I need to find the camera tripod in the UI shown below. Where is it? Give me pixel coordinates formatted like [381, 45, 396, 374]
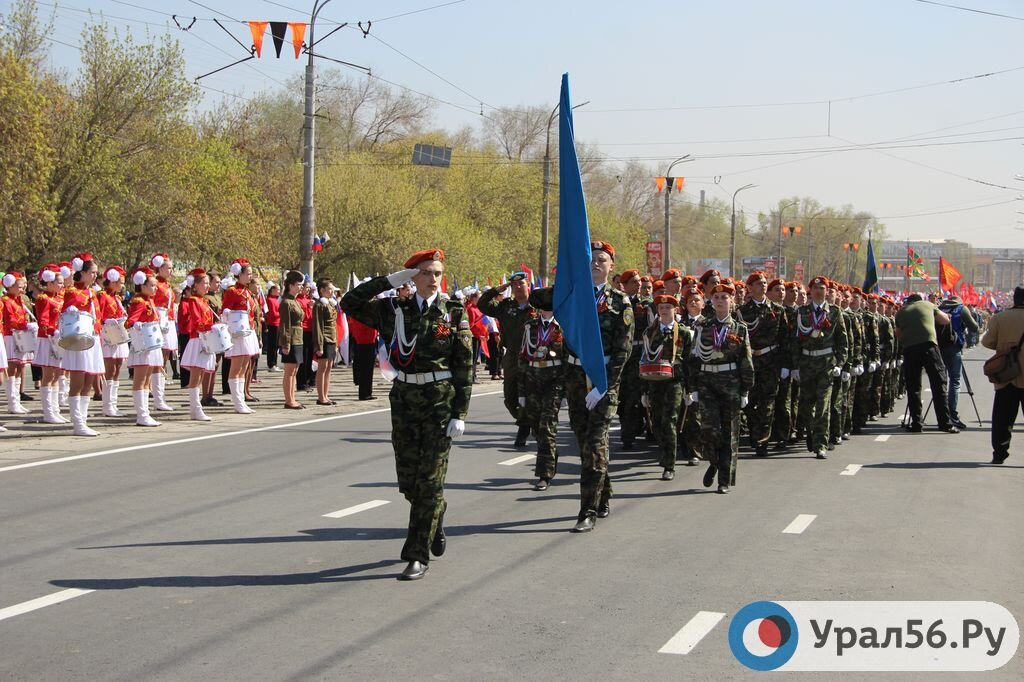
[901, 365, 983, 428]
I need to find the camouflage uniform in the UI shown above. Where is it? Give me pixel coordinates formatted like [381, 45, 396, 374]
[738, 297, 789, 453]
[842, 308, 865, 437]
[519, 316, 566, 481]
[640, 319, 693, 471]
[873, 313, 895, 418]
[689, 316, 754, 487]
[341, 277, 473, 564]
[678, 314, 704, 462]
[618, 295, 654, 448]
[854, 308, 880, 430]
[828, 307, 859, 444]
[794, 301, 849, 454]
[530, 284, 633, 519]
[772, 304, 799, 446]
[478, 287, 535, 427]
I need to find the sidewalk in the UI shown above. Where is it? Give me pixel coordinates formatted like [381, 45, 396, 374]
[0, 364, 398, 466]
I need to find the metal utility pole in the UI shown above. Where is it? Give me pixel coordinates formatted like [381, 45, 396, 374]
[299, 0, 335, 280]
[540, 99, 588, 284]
[662, 155, 692, 271]
[776, 200, 798, 278]
[729, 183, 757, 278]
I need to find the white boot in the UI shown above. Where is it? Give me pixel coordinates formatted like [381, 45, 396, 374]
[134, 390, 161, 427]
[71, 396, 99, 436]
[6, 379, 25, 414]
[50, 387, 69, 423]
[152, 372, 174, 411]
[13, 378, 30, 414]
[188, 387, 211, 421]
[103, 380, 125, 417]
[58, 375, 69, 407]
[228, 377, 252, 414]
[41, 387, 62, 424]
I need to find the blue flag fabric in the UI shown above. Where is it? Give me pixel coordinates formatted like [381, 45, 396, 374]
[862, 238, 879, 293]
[553, 73, 608, 394]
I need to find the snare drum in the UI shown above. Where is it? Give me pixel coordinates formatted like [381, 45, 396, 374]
[12, 328, 38, 354]
[225, 309, 252, 338]
[130, 321, 164, 352]
[155, 306, 170, 333]
[639, 362, 674, 382]
[57, 310, 97, 351]
[101, 317, 130, 345]
[200, 323, 232, 354]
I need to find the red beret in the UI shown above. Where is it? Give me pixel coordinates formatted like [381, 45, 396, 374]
[710, 282, 736, 296]
[809, 276, 830, 288]
[680, 275, 699, 287]
[639, 275, 653, 283]
[661, 268, 681, 282]
[652, 279, 665, 292]
[746, 271, 767, 286]
[590, 240, 615, 259]
[699, 269, 721, 284]
[653, 294, 679, 307]
[404, 249, 445, 268]
[620, 269, 640, 284]
[766, 278, 785, 290]
[682, 288, 704, 303]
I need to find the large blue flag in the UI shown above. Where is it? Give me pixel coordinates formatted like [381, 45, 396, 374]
[553, 73, 607, 394]
[862, 237, 879, 293]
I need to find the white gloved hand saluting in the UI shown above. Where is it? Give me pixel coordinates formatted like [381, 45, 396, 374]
[780, 368, 791, 380]
[740, 394, 749, 408]
[686, 391, 699, 404]
[841, 371, 851, 382]
[585, 388, 606, 410]
[518, 396, 526, 407]
[387, 268, 420, 288]
[446, 418, 465, 439]
[829, 366, 842, 378]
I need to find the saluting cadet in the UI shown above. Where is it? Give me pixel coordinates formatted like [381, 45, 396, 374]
[689, 282, 754, 493]
[738, 271, 789, 457]
[341, 249, 473, 581]
[478, 272, 535, 447]
[617, 269, 648, 450]
[793, 276, 849, 459]
[641, 294, 693, 480]
[529, 240, 634, 533]
[520, 308, 565, 491]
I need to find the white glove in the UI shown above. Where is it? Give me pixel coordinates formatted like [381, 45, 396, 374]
[26, 322, 38, 332]
[52, 329, 61, 340]
[445, 418, 465, 439]
[686, 391, 699, 404]
[867, 362, 877, 373]
[854, 364, 864, 376]
[780, 368, 791, 380]
[841, 371, 851, 383]
[133, 322, 143, 330]
[518, 396, 526, 407]
[641, 394, 651, 408]
[585, 388, 606, 410]
[897, 359, 903, 368]
[791, 369, 800, 382]
[740, 394, 749, 408]
[387, 268, 420, 288]
[889, 360, 897, 370]
[829, 366, 842, 378]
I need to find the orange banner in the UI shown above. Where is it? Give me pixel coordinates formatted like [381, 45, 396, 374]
[289, 22, 307, 59]
[248, 21, 268, 58]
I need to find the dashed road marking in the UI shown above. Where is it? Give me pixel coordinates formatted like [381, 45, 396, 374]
[874, 435, 891, 442]
[498, 454, 535, 466]
[0, 589, 94, 623]
[782, 514, 817, 535]
[323, 500, 390, 519]
[658, 611, 727, 655]
[840, 464, 862, 476]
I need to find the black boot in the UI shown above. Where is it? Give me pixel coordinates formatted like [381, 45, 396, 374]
[514, 424, 530, 448]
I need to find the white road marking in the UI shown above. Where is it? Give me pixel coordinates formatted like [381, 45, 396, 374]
[782, 514, 817, 535]
[499, 454, 535, 466]
[0, 589, 94, 623]
[0, 391, 506, 474]
[323, 500, 390, 519]
[840, 464, 862, 476]
[874, 435, 891, 442]
[658, 611, 727, 655]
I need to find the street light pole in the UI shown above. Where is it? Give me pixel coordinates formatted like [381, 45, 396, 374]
[540, 100, 588, 284]
[299, 0, 334, 280]
[729, 183, 757, 278]
[777, 200, 798, 278]
[662, 155, 693, 271]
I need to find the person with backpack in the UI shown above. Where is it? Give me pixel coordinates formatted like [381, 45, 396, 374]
[981, 286, 1024, 464]
[938, 295, 980, 430]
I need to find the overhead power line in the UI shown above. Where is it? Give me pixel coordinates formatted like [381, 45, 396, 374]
[911, 0, 1024, 22]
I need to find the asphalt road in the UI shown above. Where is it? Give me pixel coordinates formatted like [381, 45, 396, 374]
[1, 348, 1021, 681]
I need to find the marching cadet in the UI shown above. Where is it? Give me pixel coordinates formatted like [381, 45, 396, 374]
[341, 249, 473, 581]
[827, 284, 859, 448]
[678, 287, 706, 465]
[661, 269, 683, 298]
[793, 276, 849, 459]
[688, 282, 754, 493]
[882, 297, 901, 414]
[638, 275, 654, 298]
[839, 287, 865, 441]
[738, 272, 789, 457]
[853, 291, 880, 433]
[769, 279, 795, 448]
[699, 269, 721, 319]
[520, 308, 565, 491]
[641, 294, 693, 480]
[529, 240, 633, 533]
[478, 272, 535, 447]
[618, 269, 650, 450]
[873, 295, 896, 420]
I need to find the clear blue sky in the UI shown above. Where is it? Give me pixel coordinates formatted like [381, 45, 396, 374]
[19, 0, 1024, 245]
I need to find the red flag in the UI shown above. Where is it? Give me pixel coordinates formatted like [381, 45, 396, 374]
[441, 275, 448, 293]
[938, 257, 962, 292]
